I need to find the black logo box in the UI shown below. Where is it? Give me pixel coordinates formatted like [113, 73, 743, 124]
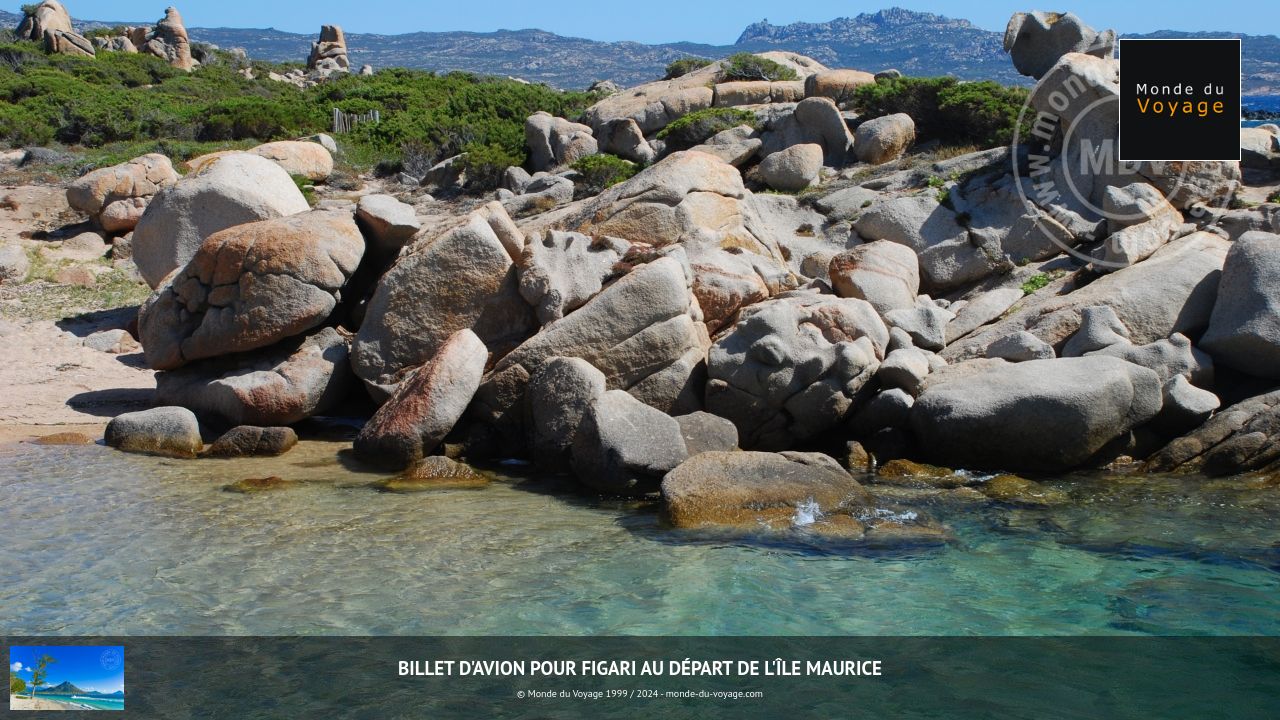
[1119, 38, 1241, 162]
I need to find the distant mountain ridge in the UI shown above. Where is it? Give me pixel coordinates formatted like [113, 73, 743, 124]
[38, 680, 87, 695]
[2, 7, 1277, 93]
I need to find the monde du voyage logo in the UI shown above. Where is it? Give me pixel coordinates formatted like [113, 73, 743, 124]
[1119, 38, 1242, 162]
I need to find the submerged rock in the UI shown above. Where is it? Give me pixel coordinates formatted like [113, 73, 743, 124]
[661, 451, 873, 528]
[351, 205, 532, 398]
[374, 456, 489, 491]
[223, 476, 294, 494]
[31, 432, 94, 446]
[105, 406, 202, 458]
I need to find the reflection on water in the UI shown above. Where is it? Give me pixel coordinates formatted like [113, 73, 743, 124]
[0, 439, 1277, 636]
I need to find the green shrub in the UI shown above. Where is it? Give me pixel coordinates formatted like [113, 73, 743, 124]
[720, 53, 798, 82]
[664, 57, 713, 80]
[571, 154, 638, 194]
[0, 49, 595, 192]
[460, 142, 522, 191]
[852, 77, 1030, 149]
[656, 107, 757, 148]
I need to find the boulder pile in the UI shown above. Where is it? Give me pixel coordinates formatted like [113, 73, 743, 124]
[89, 10, 1280, 543]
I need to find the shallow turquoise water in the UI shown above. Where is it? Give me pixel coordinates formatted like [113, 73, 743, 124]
[0, 438, 1277, 636]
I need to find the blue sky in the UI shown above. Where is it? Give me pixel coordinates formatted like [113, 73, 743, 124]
[9, 646, 125, 694]
[42, 1, 1280, 44]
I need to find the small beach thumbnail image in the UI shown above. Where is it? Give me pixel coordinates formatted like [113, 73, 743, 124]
[9, 646, 124, 711]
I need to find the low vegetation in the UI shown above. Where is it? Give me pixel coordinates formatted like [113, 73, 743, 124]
[1020, 273, 1052, 296]
[0, 42, 598, 190]
[656, 107, 758, 149]
[663, 57, 713, 80]
[571, 154, 638, 194]
[853, 76, 1031, 149]
[719, 53, 798, 82]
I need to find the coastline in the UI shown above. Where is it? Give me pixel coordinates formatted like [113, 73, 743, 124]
[8, 694, 78, 710]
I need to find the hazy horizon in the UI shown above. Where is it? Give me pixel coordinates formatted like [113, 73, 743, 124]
[20, 1, 1280, 45]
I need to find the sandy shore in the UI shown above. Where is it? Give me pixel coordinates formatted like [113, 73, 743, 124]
[8, 694, 78, 710]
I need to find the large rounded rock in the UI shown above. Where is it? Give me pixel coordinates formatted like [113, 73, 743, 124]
[105, 406, 202, 458]
[132, 153, 310, 288]
[854, 113, 915, 165]
[804, 69, 876, 105]
[911, 356, 1164, 472]
[661, 451, 873, 528]
[354, 329, 488, 470]
[570, 390, 689, 496]
[351, 205, 534, 398]
[1200, 231, 1280, 379]
[138, 210, 365, 371]
[525, 112, 597, 171]
[154, 328, 352, 426]
[1004, 11, 1117, 80]
[67, 154, 179, 234]
[186, 141, 336, 183]
[203, 426, 298, 458]
[527, 356, 607, 470]
[829, 240, 920, 315]
[706, 289, 888, 449]
[759, 143, 822, 192]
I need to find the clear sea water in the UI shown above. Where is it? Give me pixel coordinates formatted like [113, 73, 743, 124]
[1243, 95, 1280, 127]
[54, 695, 125, 711]
[1, 438, 1278, 636]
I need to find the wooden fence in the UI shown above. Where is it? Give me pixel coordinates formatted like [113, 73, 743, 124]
[332, 108, 381, 134]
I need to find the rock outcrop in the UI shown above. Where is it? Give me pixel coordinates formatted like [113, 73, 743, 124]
[154, 327, 352, 426]
[307, 25, 350, 76]
[140, 7, 194, 71]
[570, 389, 689, 495]
[132, 153, 311, 288]
[16, 1, 72, 41]
[67, 154, 179, 234]
[351, 205, 534, 398]
[353, 329, 488, 470]
[706, 289, 887, 449]
[138, 210, 365, 371]
[1004, 11, 1117, 80]
[912, 356, 1164, 472]
[473, 256, 708, 437]
[1200, 231, 1280, 379]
